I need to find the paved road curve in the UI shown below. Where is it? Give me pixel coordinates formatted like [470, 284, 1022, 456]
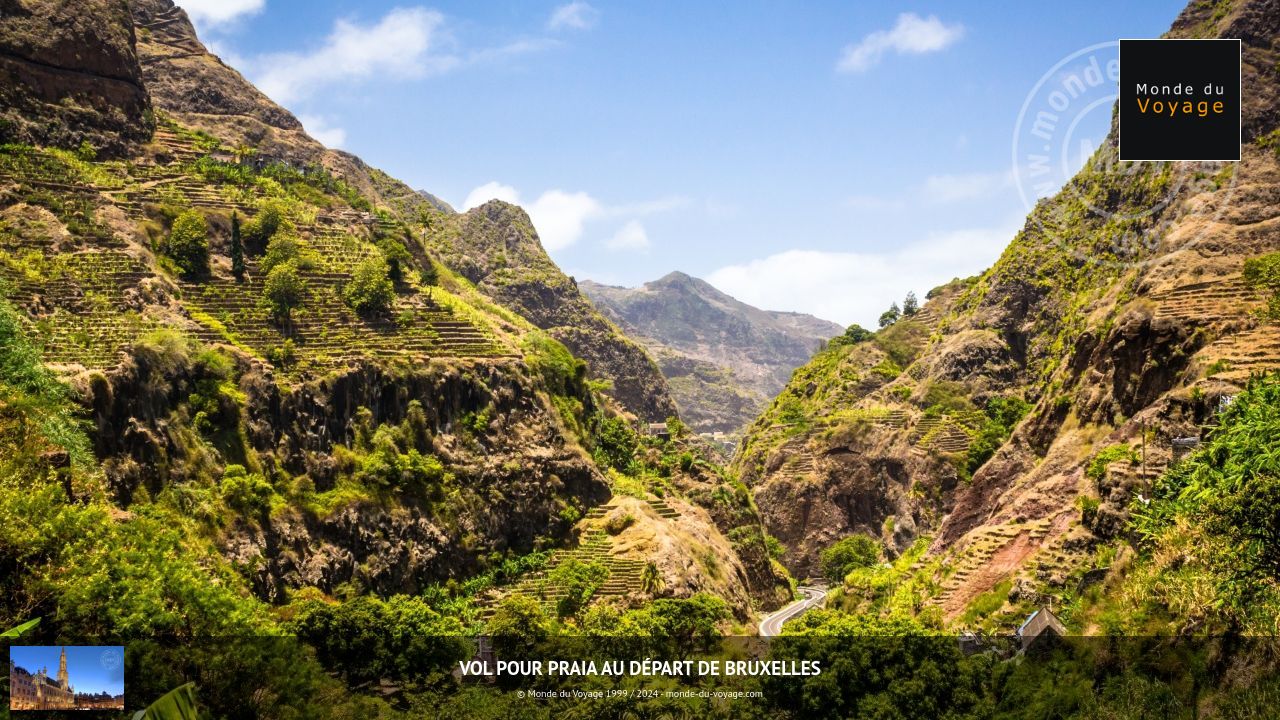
[758, 585, 827, 637]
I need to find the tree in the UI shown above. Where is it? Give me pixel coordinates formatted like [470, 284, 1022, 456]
[487, 595, 553, 661]
[641, 561, 663, 595]
[878, 302, 901, 328]
[241, 201, 286, 253]
[1243, 251, 1280, 322]
[344, 255, 396, 315]
[419, 258, 439, 287]
[166, 210, 210, 278]
[902, 291, 919, 316]
[831, 324, 875, 348]
[548, 559, 609, 618]
[261, 233, 302, 275]
[645, 594, 729, 660]
[230, 212, 245, 281]
[263, 261, 306, 320]
[374, 233, 412, 284]
[820, 534, 881, 583]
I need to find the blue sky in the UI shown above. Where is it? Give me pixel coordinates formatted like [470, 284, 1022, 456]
[9, 646, 125, 695]
[178, 0, 1186, 326]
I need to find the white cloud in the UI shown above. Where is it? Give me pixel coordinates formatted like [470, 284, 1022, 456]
[837, 13, 964, 73]
[526, 190, 602, 251]
[297, 115, 347, 148]
[461, 183, 601, 252]
[605, 220, 650, 252]
[462, 183, 686, 253]
[463, 181, 521, 209]
[177, 0, 264, 28]
[252, 7, 457, 105]
[548, 2, 599, 31]
[706, 221, 1018, 327]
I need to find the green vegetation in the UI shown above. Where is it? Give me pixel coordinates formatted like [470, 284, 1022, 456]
[820, 533, 882, 583]
[165, 210, 210, 278]
[878, 301, 901, 328]
[287, 594, 468, 684]
[1243, 250, 1280, 322]
[1085, 443, 1137, 482]
[343, 254, 396, 315]
[262, 260, 306, 320]
[965, 395, 1031, 476]
[1121, 373, 1280, 632]
[548, 558, 610, 618]
[230, 212, 245, 280]
[219, 464, 274, 516]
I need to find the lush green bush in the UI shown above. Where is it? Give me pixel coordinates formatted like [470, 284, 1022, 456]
[220, 464, 274, 515]
[591, 414, 638, 472]
[343, 255, 396, 315]
[166, 210, 209, 278]
[241, 201, 286, 252]
[260, 231, 315, 274]
[548, 558, 609, 618]
[288, 594, 468, 684]
[820, 534, 881, 583]
[1243, 251, 1280, 321]
[830, 323, 875, 348]
[966, 395, 1031, 476]
[355, 426, 449, 494]
[263, 260, 306, 320]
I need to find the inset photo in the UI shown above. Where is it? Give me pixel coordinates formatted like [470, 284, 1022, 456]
[8, 646, 124, 711]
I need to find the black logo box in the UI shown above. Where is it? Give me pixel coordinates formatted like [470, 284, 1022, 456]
[1119, 38, 1241, 162]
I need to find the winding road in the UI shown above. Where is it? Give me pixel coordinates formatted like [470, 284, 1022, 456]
[758, 585, 828, 636]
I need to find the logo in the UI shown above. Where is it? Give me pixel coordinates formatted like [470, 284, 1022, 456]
[1012, 41, 1239, 269]
[1119, 39, 1241, 161]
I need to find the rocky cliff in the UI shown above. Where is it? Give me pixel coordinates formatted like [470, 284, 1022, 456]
[0, 0, 153, 155]
[736, 0, 1280, 622]
[0, 0, 774, 622]
[426, 201, 679, 423]
[582, 272, 842, 434]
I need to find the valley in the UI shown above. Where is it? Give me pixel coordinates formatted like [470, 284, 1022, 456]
[1, 0, 1279, 717]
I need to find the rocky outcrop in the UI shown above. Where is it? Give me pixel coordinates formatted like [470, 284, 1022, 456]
[582, 272, 841, 434]
[0, 0, 152, 154]
[428, 201, 679, 423]
[85, 342, 611, 600]
[735, 0, 1280, 605]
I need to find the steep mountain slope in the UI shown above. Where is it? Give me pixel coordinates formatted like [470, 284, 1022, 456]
[581, 272, 842, 434]
[0, 0, 783, 640]
[0, 0, 152, 154]
[736, 0, 1280, 628]
[128, 0, 677, 423]
[425, 201, 679, 423]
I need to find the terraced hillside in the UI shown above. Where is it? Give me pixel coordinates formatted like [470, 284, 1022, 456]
[735, 0, 1280, 635]
[0, 123, 507, 375]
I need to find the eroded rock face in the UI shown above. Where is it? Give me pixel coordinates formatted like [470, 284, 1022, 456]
[0, 0, 152, 154]
[86, 345, 611, 600]
[429, 201, 680, 423]
[734, 0, 1280, 613]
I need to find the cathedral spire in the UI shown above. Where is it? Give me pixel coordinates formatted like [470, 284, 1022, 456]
[57, 646, 68, 690]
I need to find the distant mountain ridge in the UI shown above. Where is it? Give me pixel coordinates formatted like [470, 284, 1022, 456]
[581, 272, 842, 434]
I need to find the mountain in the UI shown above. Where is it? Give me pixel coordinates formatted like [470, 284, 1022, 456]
[0, 0, 790, 683]
[581, 272, 842, 435]
[424, 203, 678, 424]
[735, 0, 1280, 629]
